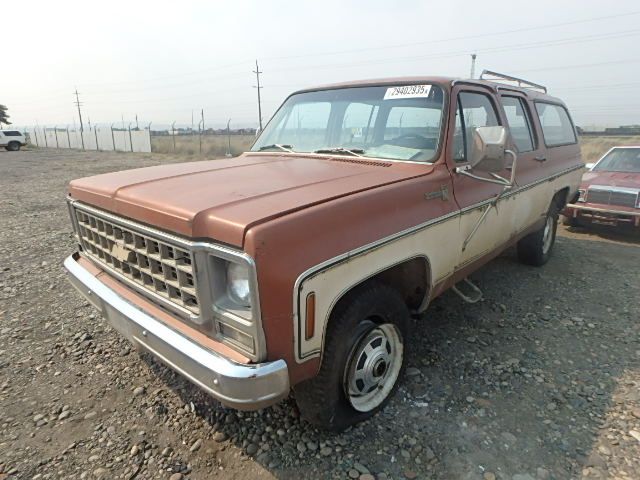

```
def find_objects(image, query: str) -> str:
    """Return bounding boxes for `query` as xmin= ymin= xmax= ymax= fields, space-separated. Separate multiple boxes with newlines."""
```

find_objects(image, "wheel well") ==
xmin=338 ymin=256 xmax=431 ymax=313
xmin=553 ymin=187 xmax=570 ymax=210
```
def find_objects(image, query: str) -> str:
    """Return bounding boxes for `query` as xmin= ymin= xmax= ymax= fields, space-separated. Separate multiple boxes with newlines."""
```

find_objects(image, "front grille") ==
xmin=74 ymin=208 xmax=200 ymax=315
xmin=587 ymin=188 xmax=638 ymax=208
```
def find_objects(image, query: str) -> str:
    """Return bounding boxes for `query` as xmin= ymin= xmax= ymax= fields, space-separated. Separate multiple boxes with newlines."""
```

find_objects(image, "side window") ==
xmin=454 ymin=91 xmax=500 ymax=162
xmin=535 ymin=102 xmax=576 ymax=146
xmin=500 ymin=96 xmax=534 ymax=152
xmin=339 ymin=102 xmax=378 ymax=148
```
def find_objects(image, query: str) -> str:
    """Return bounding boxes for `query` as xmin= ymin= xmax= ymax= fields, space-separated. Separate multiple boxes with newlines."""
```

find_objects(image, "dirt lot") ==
xmin=1 ymin=149 xmax=639 ymax=480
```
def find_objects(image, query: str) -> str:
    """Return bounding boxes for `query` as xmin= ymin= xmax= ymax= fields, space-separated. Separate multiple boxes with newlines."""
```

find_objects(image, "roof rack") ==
xmin=479 ymin=70 xmax=547 ymax=93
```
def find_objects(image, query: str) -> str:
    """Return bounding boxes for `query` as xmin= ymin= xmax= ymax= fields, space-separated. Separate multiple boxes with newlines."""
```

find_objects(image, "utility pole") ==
xmin=253 ymin=60 xmax=263 ymax=131
xmin=135 ymin=114 xmax=139 ymax=130
xmin=470 ymin=53 xmax=477 ymax=79
xmin=73 ymin=88 xmax=85 ymax=149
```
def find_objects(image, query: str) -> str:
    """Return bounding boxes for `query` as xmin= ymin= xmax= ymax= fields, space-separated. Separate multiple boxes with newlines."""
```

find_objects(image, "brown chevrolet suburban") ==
xmin=65 ymin=71 xmax=583 ymax=430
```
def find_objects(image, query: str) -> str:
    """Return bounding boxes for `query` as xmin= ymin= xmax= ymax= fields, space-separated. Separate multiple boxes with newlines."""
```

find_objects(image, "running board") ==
xmin=451 ymin=278 xmax=483 ymax=304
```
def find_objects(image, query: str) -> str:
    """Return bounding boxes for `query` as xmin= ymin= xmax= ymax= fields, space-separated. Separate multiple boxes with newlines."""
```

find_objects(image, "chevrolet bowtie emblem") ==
xmin=110 ymin=243 xmax=136 ymax=263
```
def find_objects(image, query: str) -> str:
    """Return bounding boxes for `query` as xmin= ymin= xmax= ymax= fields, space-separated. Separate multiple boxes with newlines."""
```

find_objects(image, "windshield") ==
xmin=593 ymin=148 xmax=640 ymax=173
xmin=252 ymin=84 xmax=445 ymax=162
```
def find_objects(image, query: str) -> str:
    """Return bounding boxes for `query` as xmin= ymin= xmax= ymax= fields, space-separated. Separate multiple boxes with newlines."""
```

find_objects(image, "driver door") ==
xmin=448 ymin=86 xmax=513 ymax=268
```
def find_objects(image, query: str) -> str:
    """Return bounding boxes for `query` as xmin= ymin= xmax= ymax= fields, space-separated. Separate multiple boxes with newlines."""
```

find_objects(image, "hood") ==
xmin=69 ymin=153 xmax=432 ymax=246
xmin=581 ymin=170 xmax=640 ymax=190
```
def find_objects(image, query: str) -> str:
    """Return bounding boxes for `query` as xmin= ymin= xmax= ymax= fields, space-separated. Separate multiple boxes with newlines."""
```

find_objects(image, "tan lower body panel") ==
xmin=293 ymin=168 xmax=581 ymax=363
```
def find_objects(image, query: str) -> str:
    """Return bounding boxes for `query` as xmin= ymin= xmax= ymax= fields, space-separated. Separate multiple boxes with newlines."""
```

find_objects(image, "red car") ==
xmin=564 ymin=146 xmax=640 ymax=230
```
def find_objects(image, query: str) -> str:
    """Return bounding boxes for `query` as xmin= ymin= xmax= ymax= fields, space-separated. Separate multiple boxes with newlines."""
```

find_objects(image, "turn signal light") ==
xmin=305 ymin=293 xmax=316 ymax=340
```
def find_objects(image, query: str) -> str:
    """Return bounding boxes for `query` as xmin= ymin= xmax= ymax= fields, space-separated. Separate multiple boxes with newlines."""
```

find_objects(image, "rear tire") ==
xmin=517 ymin=204 xmax=558 ymax=266
xmin=6 ymin=141 xmax=20 ymax=151
xmin=294 ymin=282 xmax=409 ymax=431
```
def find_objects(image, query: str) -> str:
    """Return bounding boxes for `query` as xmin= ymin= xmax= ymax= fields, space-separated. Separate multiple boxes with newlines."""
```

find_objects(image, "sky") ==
xmin=4 ymin=0 xmax=640 ymax=130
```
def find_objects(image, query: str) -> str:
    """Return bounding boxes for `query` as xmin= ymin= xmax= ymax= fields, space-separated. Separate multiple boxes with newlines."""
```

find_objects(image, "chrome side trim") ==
xmin=294 ymin=254 xmax=432 ymax=362
xmin=64 ymin=254 xmax=289 ymax=409
xmin=292 ymin=162 xmax=583 ymax=362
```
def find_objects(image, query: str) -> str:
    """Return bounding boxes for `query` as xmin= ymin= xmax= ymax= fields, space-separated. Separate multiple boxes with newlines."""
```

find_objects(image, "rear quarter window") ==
xmin=535 ymin=102 xmax=576 ymax=147
xmin=1 ymin=131 xmax=23 ymax=137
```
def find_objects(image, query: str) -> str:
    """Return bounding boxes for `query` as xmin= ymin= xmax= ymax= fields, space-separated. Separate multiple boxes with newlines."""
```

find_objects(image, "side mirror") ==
xmin=469 ymin=126 xmax=508 ymax=172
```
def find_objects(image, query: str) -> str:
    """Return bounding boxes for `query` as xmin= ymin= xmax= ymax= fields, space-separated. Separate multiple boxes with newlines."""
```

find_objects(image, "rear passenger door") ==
xmin=498 ymin=93 xmax=549 ymax=234
xmin=498 ymin=94 xmax=541 ymax=188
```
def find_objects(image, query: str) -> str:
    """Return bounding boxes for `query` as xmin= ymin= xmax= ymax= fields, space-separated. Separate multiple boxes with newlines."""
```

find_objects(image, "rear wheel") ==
xmin=6 ymin=141 xmax=21 ymax=151
xmin=517 ymin=204 xmax=558 ymax=266
xmin=294 ymin=282 xmax=409 ymax=431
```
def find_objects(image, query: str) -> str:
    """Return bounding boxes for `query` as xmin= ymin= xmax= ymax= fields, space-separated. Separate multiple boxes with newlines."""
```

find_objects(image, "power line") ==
xmin=10 ymin=27 xmax=640 ymax=110
xmin=262 ymin=29 xmax=640 ymax=75
xmin=263 ymin=10 xmax=640 ymax=61
xmin=513 ymin=57 xmax=640 ymax=73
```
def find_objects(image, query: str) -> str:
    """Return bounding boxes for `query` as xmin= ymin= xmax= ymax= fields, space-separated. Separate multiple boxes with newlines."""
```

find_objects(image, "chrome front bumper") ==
xmin=64 ymin=254 xmax=290 ymax=410
xmin=565 ymin=203 xmax=640 ymax=227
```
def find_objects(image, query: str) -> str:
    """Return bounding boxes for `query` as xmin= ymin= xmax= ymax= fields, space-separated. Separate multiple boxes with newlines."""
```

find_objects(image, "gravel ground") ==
xmin=1 ymin=149 xmax=639 ymax=480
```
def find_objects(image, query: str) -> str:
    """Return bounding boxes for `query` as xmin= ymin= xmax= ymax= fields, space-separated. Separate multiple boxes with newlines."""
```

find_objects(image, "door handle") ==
xmin=534 ymin=155 xmax=547 ymax=162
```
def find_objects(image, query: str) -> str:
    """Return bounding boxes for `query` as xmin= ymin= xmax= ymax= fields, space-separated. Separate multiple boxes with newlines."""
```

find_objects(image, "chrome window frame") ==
xmin=67 ymin=199 xmax=266 ymax=362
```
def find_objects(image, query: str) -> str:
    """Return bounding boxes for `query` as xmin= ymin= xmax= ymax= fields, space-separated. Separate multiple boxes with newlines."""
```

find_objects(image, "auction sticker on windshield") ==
xmin=384 ymin=85 xmax=432 ymax=100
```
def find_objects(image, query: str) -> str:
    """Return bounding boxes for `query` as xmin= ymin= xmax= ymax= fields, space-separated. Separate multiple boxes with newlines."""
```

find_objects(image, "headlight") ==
xmin=577 ymin=189 xmax=586 ymax=202
xmin=207 ymin=252 xmax=264 ymax=361
xmin=226 ymin=262 xmax=251 ymax=308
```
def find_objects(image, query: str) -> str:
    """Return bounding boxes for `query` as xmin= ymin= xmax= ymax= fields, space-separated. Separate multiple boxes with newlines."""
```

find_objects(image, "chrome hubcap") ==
xmin=542 ymin=215 xmax=554 ymax=254
xmin=344 ymin=323 xmax=403 ymax=412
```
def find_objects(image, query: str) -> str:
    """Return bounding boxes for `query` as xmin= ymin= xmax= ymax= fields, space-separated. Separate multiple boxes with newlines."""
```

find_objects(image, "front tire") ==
xmin=517 ymin=204 xmax=558 ymax=266
xmin=294 ymin=282 xmax=409 ymax=431
xmin=6 ymin=141 xmax=21 ymax=151
xmin=562 ymin=215 xmax=579 ymax=228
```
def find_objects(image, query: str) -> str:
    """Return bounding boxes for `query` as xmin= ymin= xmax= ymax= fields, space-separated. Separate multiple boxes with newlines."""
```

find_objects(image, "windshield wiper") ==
xmin=258 ymin=144 xmax=293 ymax=152
xmin=313 ymin=147 xmax=365 ymax=157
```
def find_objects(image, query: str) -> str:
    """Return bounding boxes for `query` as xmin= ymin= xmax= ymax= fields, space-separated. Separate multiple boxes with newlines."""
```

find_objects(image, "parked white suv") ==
xmin=0 ymin=130 xmax=27 ymax=151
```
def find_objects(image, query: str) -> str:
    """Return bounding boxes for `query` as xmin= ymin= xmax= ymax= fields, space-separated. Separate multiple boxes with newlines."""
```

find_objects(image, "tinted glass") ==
xmin=253 ymin=85 xmax=445 ymax=162
xmin=500 ymin=96 xmax=534 ymax=152
xmin=535 ymin=103 xmax=576 ymax=146
xmin=593 ymin=148 xmax=640 ymax=173
xmin=1 ymin=131 xmax=22 ymax=136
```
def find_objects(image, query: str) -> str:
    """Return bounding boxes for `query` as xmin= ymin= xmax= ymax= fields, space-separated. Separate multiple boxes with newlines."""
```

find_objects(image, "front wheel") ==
xmin=517 ymin=205 xmax=558 ymax=266
xmin=294 ymin=282 xmax=409 ymax=431
xmin=562 ymin=215 xmax=579 ymax=228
